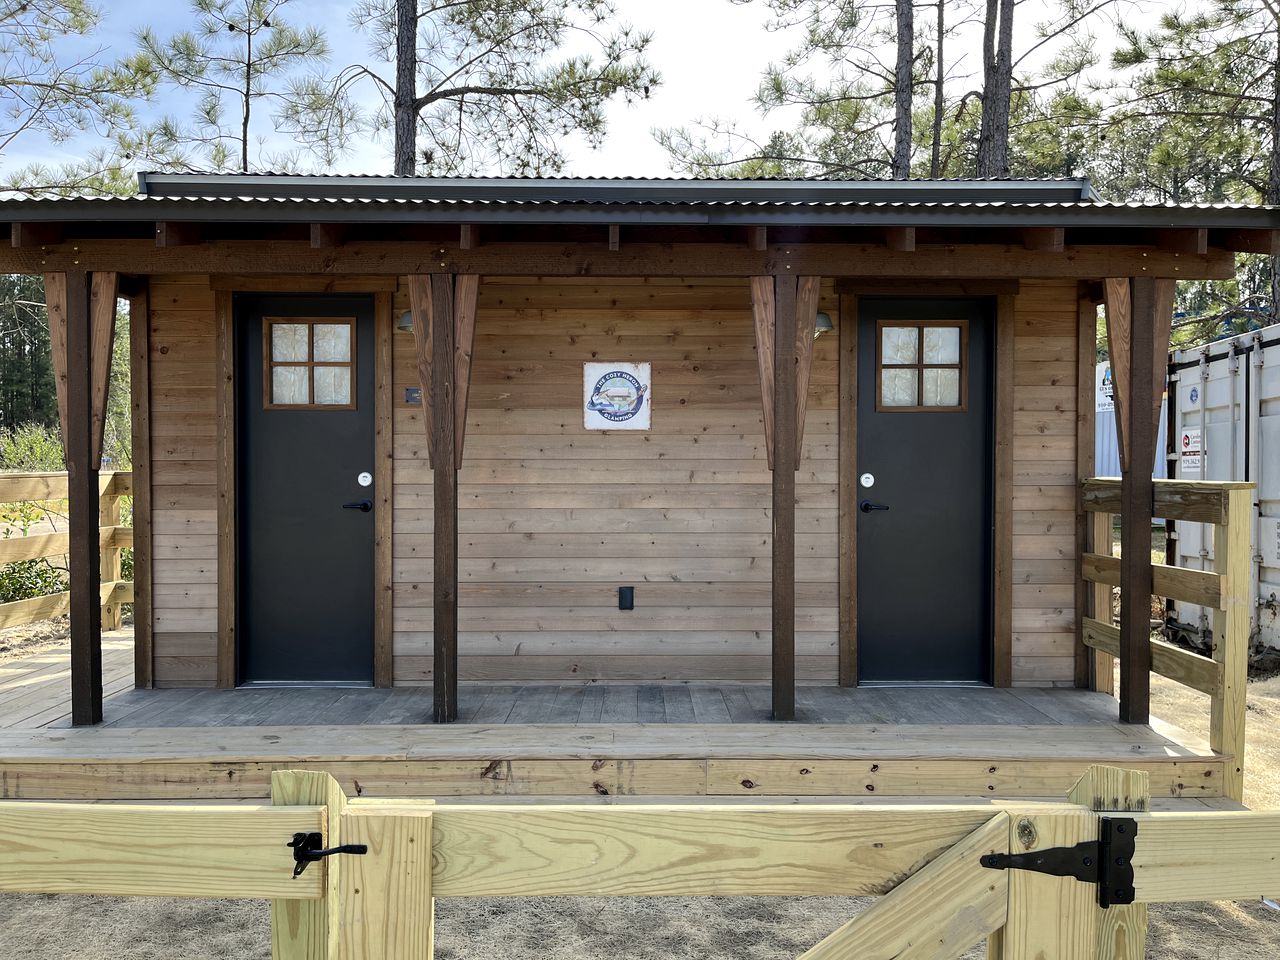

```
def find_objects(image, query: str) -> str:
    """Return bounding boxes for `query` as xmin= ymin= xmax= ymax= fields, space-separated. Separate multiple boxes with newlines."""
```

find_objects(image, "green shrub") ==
xmin=0 ymin=559 xmax=65 ymax=605
xmin=0 ymin=423 xmax=64 ymax=471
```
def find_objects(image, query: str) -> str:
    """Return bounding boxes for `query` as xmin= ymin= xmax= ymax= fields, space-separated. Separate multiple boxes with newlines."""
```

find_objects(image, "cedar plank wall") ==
xmin=1011 ymin=280 xmax=1080 ymax=687
xmin=143 ymin=274 xmax=1079 ymax=687
xmin=390 ymin=277 xmax=841 ymax=683
xmin=149 ymin=275 xmax=219 ymax=687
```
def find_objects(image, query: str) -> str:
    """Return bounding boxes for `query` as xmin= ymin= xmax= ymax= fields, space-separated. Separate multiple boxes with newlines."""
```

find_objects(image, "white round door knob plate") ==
xmin=357 ymin=471 xmax=373 ymax=488
xmin=859 ymin=473 xmax=875 ymax=489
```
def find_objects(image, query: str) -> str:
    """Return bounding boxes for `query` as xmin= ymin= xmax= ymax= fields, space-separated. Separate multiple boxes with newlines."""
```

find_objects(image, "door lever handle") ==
xmin=859 ymin=500 xmax=890 ymax=513
xmin=342 ymin=500 xmax=373 ymax=513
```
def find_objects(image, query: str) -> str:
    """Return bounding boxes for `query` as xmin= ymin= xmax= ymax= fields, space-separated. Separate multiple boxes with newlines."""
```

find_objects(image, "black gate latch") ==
xmin=287 ymin=832 xmax=369 ymax=878
xmin=980 ymin=817 xmax=1137 ymax=908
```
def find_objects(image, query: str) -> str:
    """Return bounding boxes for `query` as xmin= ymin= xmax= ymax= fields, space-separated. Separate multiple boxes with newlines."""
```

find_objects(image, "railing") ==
xmin=0 ymin=764 xmax=1276 ymax=959
xmin=1080 ymin=478 xmax=1252 ymax=801
xmin=0 ymin=471 xmax=133 ymax=631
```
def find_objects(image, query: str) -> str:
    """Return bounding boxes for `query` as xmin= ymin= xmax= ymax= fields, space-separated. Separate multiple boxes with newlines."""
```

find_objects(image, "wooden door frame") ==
xmin=214 ymin=283 xmax=394 ymax=688
xmin=835 ymin=281 xmax=1017 ymax=687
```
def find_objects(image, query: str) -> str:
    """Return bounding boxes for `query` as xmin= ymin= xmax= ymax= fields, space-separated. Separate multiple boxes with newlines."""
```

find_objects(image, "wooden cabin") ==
xmin=0 ymin=174 xmax=1275 ymax=804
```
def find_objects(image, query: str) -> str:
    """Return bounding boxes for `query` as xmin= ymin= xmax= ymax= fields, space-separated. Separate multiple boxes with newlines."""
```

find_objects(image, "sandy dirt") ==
xmin=0 ymin=654 xmax=1278 ymax=957
xmin=0 ymin=616 xmax=72 ymax=664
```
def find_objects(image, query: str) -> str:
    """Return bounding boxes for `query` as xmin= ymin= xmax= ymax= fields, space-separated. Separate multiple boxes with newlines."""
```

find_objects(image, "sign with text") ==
xmin=584 ymin=362 xmax=651 ymax=430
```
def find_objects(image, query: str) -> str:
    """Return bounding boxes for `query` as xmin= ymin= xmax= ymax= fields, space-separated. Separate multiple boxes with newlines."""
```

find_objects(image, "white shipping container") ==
xmin=1169 ymin=327 xmax=1274 ymax=652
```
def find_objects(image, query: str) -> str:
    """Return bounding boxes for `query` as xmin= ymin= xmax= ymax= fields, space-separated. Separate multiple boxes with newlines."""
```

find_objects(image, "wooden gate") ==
xmin=2 ymin=764 xmax=1277 ymax=960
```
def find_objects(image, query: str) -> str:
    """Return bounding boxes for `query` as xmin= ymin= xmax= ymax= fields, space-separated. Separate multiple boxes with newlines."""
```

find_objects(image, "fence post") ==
xmin=988 ymin=808 xmax=1097 ymax=959
xmin=272 ymin=770 xmax=347 ymax=960
xmin=1069 ymin=765 xmax=1150 ymax=960
xmin=1089 ymin=510 xmax=1115 ymax=695
xmin=99 ymin=483 xmax=122 ymax=631
xmin=1211 ymin=488 xmax=1252 ymax=803
xmin=338 ymin=807 xmax=434 ymax=960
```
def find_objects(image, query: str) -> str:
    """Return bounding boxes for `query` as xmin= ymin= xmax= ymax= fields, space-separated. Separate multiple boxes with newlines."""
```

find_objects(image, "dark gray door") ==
xmin=236 ymin=294 xmax=375 ymax=684
xmin=856 ymin=297 xmax=994 ymax=683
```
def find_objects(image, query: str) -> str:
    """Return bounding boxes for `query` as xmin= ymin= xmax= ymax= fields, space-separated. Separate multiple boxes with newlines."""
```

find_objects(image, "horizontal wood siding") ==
xmin=1010 ymin=280 xmax=1080 ymax=686
xmin=148 ymin=275 xmax=218 ymax=686
xmin=391 ymin=277 xmax=840 ymax=682
xmin=142 ymin=274 xmax=1077 ymax=688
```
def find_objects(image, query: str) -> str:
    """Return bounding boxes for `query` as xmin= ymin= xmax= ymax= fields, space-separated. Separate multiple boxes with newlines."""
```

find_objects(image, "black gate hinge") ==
xmin=287 ymin=832 xmax=369 ymax=878
xmin=981 ymin=816 xmax=1137 ymax=908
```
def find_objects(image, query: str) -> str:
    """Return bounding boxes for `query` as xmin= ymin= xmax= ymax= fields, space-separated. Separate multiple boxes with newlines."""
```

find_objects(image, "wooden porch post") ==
xmin=61 ymin=271 xmax=103 ymax=725
xmin=1104 ymin=276 xmax=1175 ymax=724
xmin=430 ymin=274 xmax=459 ymax=723
xmin=772 ymin=275 xmax=798 ymax=721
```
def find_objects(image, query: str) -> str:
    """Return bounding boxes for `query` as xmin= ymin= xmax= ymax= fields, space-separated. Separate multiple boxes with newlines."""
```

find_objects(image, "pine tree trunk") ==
xmin=977 ymin=0 xmax=1013 ymax=177
xmin=930 ymin=0 xmax=944 ymax=178
xmin=394 ymin=0 xmax=418 ymax=176
xmin=892 ymin=0 xmax=914 ymax=179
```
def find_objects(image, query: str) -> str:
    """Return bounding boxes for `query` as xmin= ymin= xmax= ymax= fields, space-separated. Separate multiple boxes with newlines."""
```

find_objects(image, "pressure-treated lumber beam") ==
xmin=1159 ymin=227 xmax=1208 ymax=255
xmin=796 ymin=814 xmax=1009 ymax=960
xmin=1212 ymin=487 xmax=1252 ymax=802
xmin=458 ymin=224 xmax=479 ymax=250
xmin=748 ymin=226 xmax=768 ymax=251
xmin=773 ymin=274 xmax=798 ymax=721
xmin=0 ymin=800 xmax=324 ymax=899
xmin=1068 ymin=765 xmax=1150 ymax=960
xmin=337 ymin=807 xmax=435 ymax=959
xmin=1130 ymin=810 xmax=1280 ymax=902
xmin=1219 ymin=228 xmax=1280 ymax=256
xmin=64 ymin=271 xmax=102 ymax=726
xmin=432 ymin=273 xmax=459 ymax=724
xmin=42 ymin=272 xmax=69 ymax=446
xmin=88 ymin=271 xmax=117 ymax=470
xmin=428 ymin=805 xmax=996 ymax=896
xmin=271 ymin=770 xmax=346 ymax=959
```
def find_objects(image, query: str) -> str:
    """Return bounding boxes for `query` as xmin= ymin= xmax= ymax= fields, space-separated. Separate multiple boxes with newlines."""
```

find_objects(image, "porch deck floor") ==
xmin=0 ymin=632 xmax=1227 ymax=802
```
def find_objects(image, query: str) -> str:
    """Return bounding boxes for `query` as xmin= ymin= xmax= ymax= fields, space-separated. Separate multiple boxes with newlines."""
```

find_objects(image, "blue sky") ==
xmin=7 ymin=0 xmax=1088 ymax=180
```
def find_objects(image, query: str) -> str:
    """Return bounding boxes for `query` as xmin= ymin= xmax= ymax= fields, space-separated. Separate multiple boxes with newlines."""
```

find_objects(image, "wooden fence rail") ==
xmin=1080 ymin=478 xmax=1252 ymax=802
xmin=0 ymin=471 xmax=133 ymax=631
xmin=0 ymin=765 xmax=1276 ymax=960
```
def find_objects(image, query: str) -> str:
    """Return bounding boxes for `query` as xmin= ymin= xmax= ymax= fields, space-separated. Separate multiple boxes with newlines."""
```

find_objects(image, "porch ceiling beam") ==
xmin=155 ymin=221 xmax=203 ymax=247
xmin=309 ymin=223 xmax=347 ymax=248
xmin=748 ymin=226 xmax=768 ymax=251
xmin=459 ymin=224 xmax=479 ymax=250
xmin=12 ymin=222 xmax=63 ymax=248
xmin=0 ymin=241 xmax=1236 ymax=279
xmin=1022 ymin=226 xmax=1064 ymax=251
xmin=883 ymin=226 xmax=915 ymax=252
xmin=1159 ymin=228 xmax=1208 ymax=255
xmin=1218 ymin=228 xmax=1280 ymax=256
xmin=608 ymin=224 xmax=620 ymax=251
xmin=88 ymin=272 xmax=117 ymax=470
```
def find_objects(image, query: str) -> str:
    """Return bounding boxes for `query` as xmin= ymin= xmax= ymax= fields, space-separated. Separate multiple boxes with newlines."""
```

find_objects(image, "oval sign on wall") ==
xmin=584 ymin=361 xmax=651 ymax=430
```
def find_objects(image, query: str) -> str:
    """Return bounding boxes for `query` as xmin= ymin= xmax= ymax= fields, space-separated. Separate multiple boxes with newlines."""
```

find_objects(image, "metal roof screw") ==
xmin=73 ymin=260 xmax=80 ymax=265
xmin=73 ymin=246 xmax=79 ymax=252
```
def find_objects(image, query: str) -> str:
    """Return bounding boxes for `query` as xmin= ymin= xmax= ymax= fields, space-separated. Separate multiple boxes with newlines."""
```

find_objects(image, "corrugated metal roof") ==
xmin=0 ymin=175 xmax=1275 ymax=230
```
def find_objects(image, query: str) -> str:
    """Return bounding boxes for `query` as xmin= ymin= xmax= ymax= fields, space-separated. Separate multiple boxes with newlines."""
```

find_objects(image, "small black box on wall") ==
xmin=618 ymin=586 xmax=634 ymax=610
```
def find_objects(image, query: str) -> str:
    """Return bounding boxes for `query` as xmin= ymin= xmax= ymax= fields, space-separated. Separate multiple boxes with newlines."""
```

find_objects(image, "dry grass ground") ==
xmin=0 ymin=650 xmax=1277 ymax=956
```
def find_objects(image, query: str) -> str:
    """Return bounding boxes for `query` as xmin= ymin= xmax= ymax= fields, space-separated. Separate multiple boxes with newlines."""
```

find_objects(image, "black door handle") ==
xmin=859 ymin=500 xmax=890 ymax=513
xmin=342 ymin=500 xmax=372 ymax=513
